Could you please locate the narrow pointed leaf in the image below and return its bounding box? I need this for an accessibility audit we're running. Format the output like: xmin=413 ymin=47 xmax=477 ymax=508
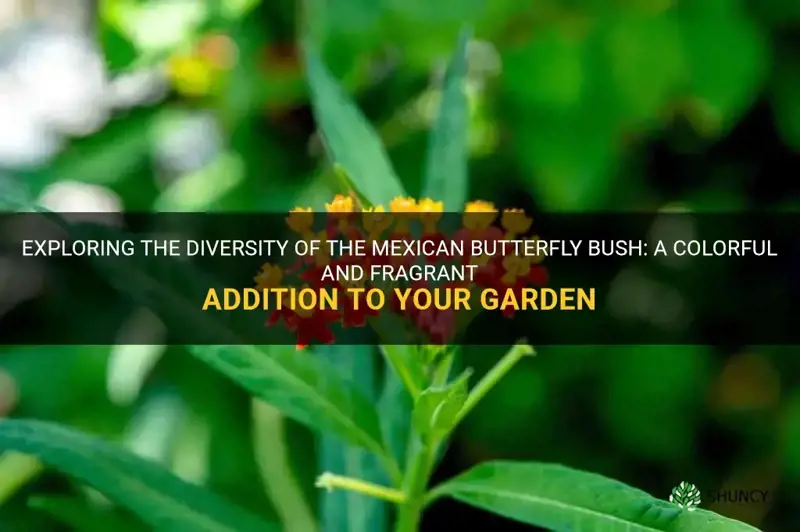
xmin=379 ymin=344 xmax=427 ymax=398
xmin=378 ymin=363 xmax=412 ymax=467
xmin=317 ymin=343 xmax=387 ymax=532
xmin=423 ymin=28 xmax=471 ymax=210
xmin=0 ymin=420 xmax=275 ymax=532
xmin=303 ymin=45 xmax=406 ymax=205
xmin=189 ymin=345 xmax=390 ymax=461
xmin=433 ymin=461 xmax=762 ymax=531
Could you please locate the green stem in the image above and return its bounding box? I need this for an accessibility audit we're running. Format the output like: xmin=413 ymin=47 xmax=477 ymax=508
xmin=315 ymin=472 xmax=407 ymax=504
xmin=419 ymin=342 xmax=535 ymax=513
xmin=450 ymin=342 xmax=534 ymax=430
xmin=394 ymin=443 xmax=432 ymax=532
xmin=393 ymin=341 xmax=535 ymax=530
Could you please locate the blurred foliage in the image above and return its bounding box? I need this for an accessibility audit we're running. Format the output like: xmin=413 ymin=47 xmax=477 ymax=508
xmin=1 ymin=0 xmax=799 ymax=530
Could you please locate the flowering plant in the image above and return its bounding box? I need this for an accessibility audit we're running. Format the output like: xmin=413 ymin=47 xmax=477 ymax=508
xmin=0 ymin=28 xmax=761 ymax=532
xmin=256 ymin=195 xmax=548 ymax=347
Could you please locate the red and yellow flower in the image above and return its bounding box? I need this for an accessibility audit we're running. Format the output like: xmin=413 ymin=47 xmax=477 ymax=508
xmin=260 ymin=194 xmax=549 ymax=345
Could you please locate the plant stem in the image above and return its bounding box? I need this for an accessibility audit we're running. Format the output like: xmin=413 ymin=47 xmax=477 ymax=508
xmin=451 ymin=342 xmax=534 ymax=430
xmin=394 ymin=443 xmax=432 ymax=532
xmin=315 ymin=472 xmax=407 ymax=504
xmin=394 ymin=342 xmax=534 ymax=531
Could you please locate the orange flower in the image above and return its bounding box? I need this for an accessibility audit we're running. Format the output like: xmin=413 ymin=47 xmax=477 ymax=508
xmin=501 ymin=208 xmax=532 ymax=236
xmin=254 ymin=264 xmax=283 ymax=290
xmin=417 ymin=198 xmax=444 ymax=234
xmin=325 ymin=194 xmax=355 ymax=213
xmin=464 ymin=200 xmax=498 ymax=231
xmin=389 ymin=197 xmax=418 ymax=212
xmin=325 ymin=194 xmax=357 ymax=236
xmin=287 ymin=207 xmax=314 ymax=237
xmin=389 ymin=196 xmax=417 ymax=234
xmin=500 ymin=255 xmax=531 ymax=286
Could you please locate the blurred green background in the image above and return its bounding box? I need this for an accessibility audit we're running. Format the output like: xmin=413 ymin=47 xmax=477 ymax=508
xmin=0 ymin=0 xmax=799 ymax=530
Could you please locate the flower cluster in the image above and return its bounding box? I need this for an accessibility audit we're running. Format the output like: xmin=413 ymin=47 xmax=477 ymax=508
xmin=255 ymin=194 xmax=548 ymax=347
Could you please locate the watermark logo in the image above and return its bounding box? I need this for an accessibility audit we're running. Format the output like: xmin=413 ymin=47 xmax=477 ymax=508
xmin=706 ymin=489 xmax=772 ymax=504
xmin=670 ymin=482 xmax=702 ymax=511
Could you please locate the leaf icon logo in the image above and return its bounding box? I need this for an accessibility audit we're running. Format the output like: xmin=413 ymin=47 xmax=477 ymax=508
xmin=669 ymin=481 xmax=701 ymax=511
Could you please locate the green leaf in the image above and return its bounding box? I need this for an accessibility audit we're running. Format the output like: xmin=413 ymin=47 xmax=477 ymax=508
xmin=515 ymin=113 xmax=620 ymax=211
xmin=99 ymin=23 xmax=139 ymax=72
xmin=251 ymin=400 xmax=316 ymax=531
xmin=0 ymin=420 xmax=275 ymax=532
xmin=317 ymin=343 xmax=388 ymax=532
xmin=378 ymin=365 xmax=413 ymax=467
xmin=412 ymin=369 xmax=471 ymax=442
xmin=431 ymin=353 xmax=454 ymax=386
xmin=332 ymin=164 xmax=375 ymax=209
xmin=431 ymin=461 xmax=763 ymax=531
xmin=502 ymin=28 xmax=583 ymax=113
xmin=602 ymin=12 xmax=685 ymax=124
xmin=678 ymin=0 xmax=769 ymax=135
xmin=379 ymin=344 xmax=427 ymax=398
xmin=423 ymin=28 xmax=471 ymax=209
xmin=303 ymin=44 xmax=407 ymax=205
xmin=188 ymin=345 xmax=392 ymax=464
xmin=29 ymin=495 xmax=146 ymax=532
